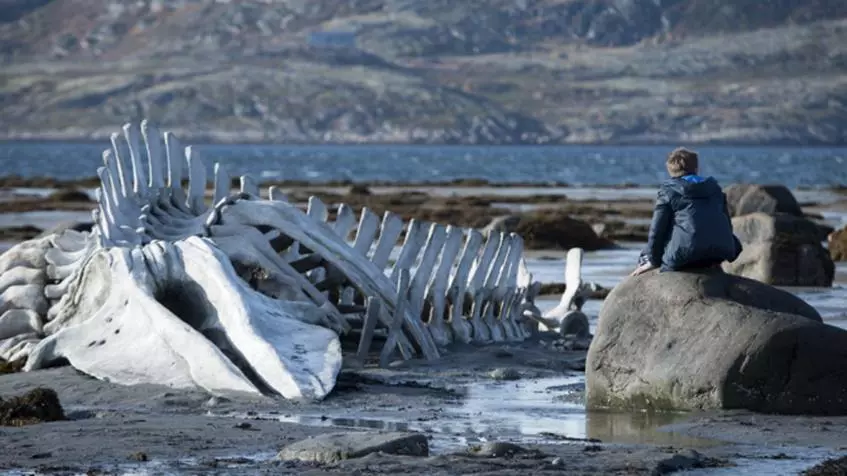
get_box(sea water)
[1,141,846,188]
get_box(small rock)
[558,310,590,338]
[278,431,429,463]
[48,188,92,203]
[653,449,706,475]
[128,452,149,462]
[770,453,795,460]
[488,368,520,381]
[347,184,371,195]
[234,422,254,430]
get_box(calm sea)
[0,142,846,187]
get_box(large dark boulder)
[586,269,847,415]
[724,184,803,217]
[724,212,834,286]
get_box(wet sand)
[2,182,847,474]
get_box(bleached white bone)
[492,234,526,341]
[355,297,381,363]
[141,120,166,193]
[214,164,232,204]
[446,229,483,344]
[0,267,44,290]
[407,224,447,337]
[333,204,357,240]
[0,310,42,341]
[390,219,426,283]
[110,132,133,199]
[268,186,288,202]
[380,269,411,368]
[424,225,463,346]
[352,208,381,255]
[186,146,208,214]
[240,175,260,197]
[27,238,342,400]
[370,212,404,269]
[0,333,40,362]
[544,247,586,319]
[123,123,149,199]
[218,200,438,360]
[0,120,587,400]
[464,233,500,343]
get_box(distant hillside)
[0,0,845,145]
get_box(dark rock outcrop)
[0,387,66,426]
[484,213,615,251]
[724,212,834,286]
[47,188,93,203]
[586,269,847,415]
[804,455,847,476]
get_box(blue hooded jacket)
[644,175,742,271]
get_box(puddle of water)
[215,377,716,454]
[789,285,847,327]
[449,377,717,448]
[684,447,841,476]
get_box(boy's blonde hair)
[666,147,699,177]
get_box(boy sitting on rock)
[631,148,742,276]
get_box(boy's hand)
[630,263,657,277]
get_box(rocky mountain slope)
[0,0,845,144]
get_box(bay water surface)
[1,141,846,187]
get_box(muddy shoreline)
[2,342,846,475]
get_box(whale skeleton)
[0,121,591,400]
